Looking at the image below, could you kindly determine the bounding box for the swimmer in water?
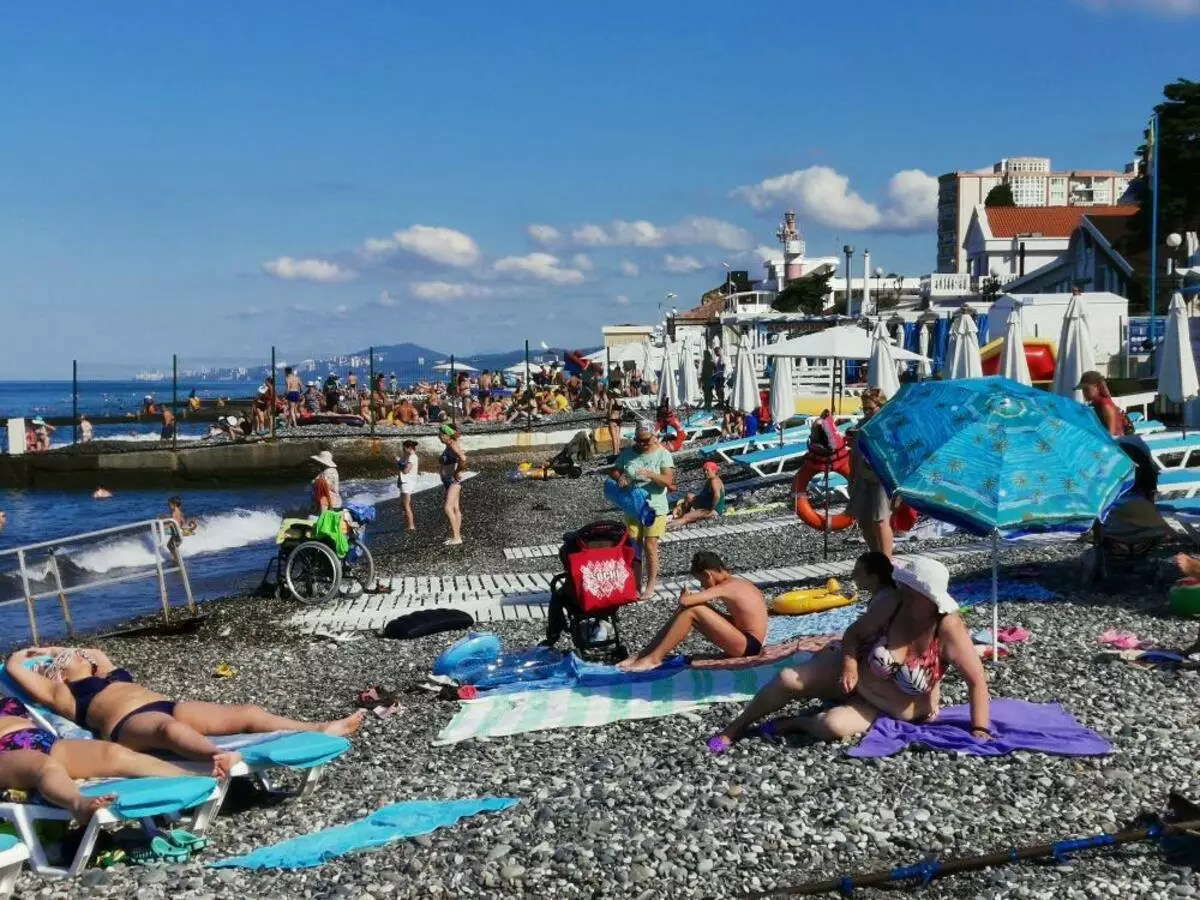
[92,487,112,500]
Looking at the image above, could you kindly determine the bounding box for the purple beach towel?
[847,699,1112,759]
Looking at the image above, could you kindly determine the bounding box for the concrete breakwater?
[0,425,591,489]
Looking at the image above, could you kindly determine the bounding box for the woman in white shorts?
[397,439,420,532]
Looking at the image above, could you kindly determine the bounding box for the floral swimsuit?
[0,697,57,755]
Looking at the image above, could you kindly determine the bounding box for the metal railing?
[0,518,195,644]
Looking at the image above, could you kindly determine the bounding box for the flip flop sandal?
[212,663,237,679]
[94,849,127,869]
[129,835,189,865]
[356,687,400,708]
[706,735,733,754]
[372,702,403,719]
[164,829,208,853]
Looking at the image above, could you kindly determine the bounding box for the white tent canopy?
[999,307,1032,386]
[948,315,983,380]
[678,339,704,407]
[1158,291,1200,405]
[868,321,901,397]
[1051,294,1096,402]
[756,324,928,363]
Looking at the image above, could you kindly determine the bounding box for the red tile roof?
[984,205,1135,239]
[675,292,726,322]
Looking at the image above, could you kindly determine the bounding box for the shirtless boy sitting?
[618,551,767,672]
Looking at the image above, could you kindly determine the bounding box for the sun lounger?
[0,834,28,897]
[1,666,350,809]
[0,775,221,877]
[1123,432,1200,470]
[1155,468,1200,499]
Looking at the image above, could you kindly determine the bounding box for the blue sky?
[0,0,1196,377]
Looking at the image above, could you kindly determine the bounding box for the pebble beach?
[10,451,1200,900]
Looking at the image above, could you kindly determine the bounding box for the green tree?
[772,270,835,316]
[1132,79,1200,242]
[984,183,1016,207]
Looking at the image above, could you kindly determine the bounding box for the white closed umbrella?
[999,308,1033,386]
[657,339,680,409]
[869,320,901,398]
[1052,294,1096,402]
[1158,292,1199,407]
[769,354,796,444]
[917,323,932,379]
[731,336,760,414]
[678,338,704,408]
[948,315,983,380]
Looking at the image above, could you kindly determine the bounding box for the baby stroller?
[541,520,637,661]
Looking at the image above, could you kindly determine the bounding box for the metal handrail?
[0,517,196,644]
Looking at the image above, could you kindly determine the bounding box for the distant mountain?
[352,342,445,363]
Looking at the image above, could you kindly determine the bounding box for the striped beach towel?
[433,650,814,746]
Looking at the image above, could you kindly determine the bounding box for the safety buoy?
[793,453,854,531]
[661,425,686,452]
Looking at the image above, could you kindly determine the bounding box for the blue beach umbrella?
[858,376,1135,658]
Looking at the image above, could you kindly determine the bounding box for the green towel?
[313,511,349,557]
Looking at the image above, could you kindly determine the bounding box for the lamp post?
[843,245,854,318]
[874,266,884,305]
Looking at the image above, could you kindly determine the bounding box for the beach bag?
[561,522,638,613]
[383,609,474,640]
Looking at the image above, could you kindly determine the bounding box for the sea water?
[0,472,444,650]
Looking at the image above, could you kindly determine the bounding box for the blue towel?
[80,776,218,818]
[765,604,865,642]
[239,733,351,770]
[0,834,19,853]
[211,798,518,870]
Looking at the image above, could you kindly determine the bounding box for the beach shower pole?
[450,354,456,424]
[270,346,276,440]
[172,354,178,451]
[71,360,78,446]
[369,346,376,436]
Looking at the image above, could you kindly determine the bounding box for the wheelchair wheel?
[339,542,375,599]
[285,540,341,604]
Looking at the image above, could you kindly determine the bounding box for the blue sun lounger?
[0,776,221,878]
[731,420,859,478]
[1122,433,1200,470]
[0,835,28,897]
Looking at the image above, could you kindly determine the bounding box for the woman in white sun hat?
[708,556,990,752]
[310,450,342,513]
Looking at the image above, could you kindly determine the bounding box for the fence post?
[450,354,456,424]
[172,354,178,451]
[270,346,277,440]
[369,345,376,435]
[72,359,78,446]
[525,340,531,433]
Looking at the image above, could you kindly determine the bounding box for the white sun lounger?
[1122,433,1200,470]
[0,776,222,878]
[0,834,28,897]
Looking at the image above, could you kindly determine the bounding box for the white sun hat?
[310,450,337,468]
[892,556,958,614]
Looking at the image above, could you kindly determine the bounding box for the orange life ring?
[793,453,854,531]
[661,423,686,452]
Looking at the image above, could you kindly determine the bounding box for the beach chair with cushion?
[0,775,221,877]
[1123,433,1200,470]
[1154,468,1200,500]
[0,834,28,897]
[1,665,350,811]
[730,441,811,477]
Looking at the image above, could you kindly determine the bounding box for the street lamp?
[874,266,883,302]
[843,245,854,317]
[721,261,733,298]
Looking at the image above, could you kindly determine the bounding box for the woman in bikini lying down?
[0,696,189,822]
[708,556,990,752]
[6,647,365,778]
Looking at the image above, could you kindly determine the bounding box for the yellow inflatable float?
[771,579,856,616]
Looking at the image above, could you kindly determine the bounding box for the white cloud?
[360,225,481,268]
[664,254,705,274]
[263,256,356,283]
[615,294,631,306]
[289,302,311,313]
[332,304,349,316]
[1079,0,1199,14]
[572,253,594,272]
[527,224,561,245]
[410,281,497,302]
[619,259,640,277]
[375,290,399,308]
[565,216,753,251]
[493,252,586,284]
[730,166,937,233]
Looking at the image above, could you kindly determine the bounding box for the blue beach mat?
[210,798,518,870]
[80,776,218,818]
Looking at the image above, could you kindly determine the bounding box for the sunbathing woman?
[708,556,990,751]
[0,696,189,823]
[6,647,365,778]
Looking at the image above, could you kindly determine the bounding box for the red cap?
[703,461,720,475]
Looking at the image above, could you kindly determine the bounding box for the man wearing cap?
[311,450,342,513]
[1076,371,1130,438]
[610,421,675,599]
[668,461,725,529]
